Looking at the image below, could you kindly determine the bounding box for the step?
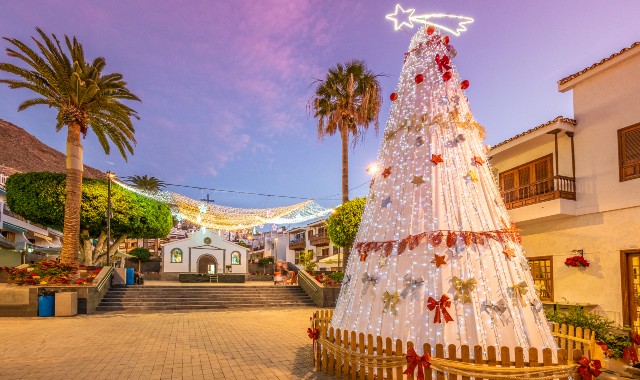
[97,284,316,313]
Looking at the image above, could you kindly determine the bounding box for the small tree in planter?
[301,250,317,272]
[258,256,274,274]
[326,197,366,271]
[128,247,151,273]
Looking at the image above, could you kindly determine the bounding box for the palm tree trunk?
[341,123,349,203]
[61,123,83,264]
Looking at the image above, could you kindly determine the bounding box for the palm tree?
[126,175,165,191]
[309,60,382,203]
[0,28,140,263]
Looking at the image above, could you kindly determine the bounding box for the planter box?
[55,292,78,317]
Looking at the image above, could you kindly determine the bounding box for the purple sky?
[1,1,639,212]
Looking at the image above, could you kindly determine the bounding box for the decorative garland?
[354,228,521,259]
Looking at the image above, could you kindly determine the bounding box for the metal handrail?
[298,270,320,292]
[95,266,114,292]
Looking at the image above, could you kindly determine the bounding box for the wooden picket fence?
[311,310,587,379]
[550,323,604,363]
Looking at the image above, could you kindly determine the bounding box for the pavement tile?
[0,307,333,380]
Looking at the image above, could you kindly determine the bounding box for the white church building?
[161,229,249,274]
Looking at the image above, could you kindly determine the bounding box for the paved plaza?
[0,307,333,380]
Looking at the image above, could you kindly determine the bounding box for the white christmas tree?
[330,24,556,354]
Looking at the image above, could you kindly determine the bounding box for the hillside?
[0,118,103,179]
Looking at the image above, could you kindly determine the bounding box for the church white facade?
[161,229,249,274]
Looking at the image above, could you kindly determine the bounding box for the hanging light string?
[113,179,333,231]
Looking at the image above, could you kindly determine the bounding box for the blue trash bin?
[38,295,55,317]
[126,267,135,285]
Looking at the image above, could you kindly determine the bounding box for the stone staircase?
[96,285,315,313]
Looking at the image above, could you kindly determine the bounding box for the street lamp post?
[106,171,115,266]
[273,236,278,274]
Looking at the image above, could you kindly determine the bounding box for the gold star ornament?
[431,254,447,268]
[411,175,425,185]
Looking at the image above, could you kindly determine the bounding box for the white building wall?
[571,56,640,214]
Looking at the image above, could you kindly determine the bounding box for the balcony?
[0,173,7,189]
[309,231,330,246]
[289,238,306,250]
[501,175,576,210]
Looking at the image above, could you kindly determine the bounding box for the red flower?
[565,255,590,267]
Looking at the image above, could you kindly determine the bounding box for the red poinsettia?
[565,255,590,267]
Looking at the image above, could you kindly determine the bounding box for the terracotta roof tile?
[491,116,576,150]
[558,42,640,86]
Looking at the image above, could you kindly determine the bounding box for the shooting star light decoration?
[386,4,474,36]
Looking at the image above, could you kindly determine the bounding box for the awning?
[32,246,61,253]
[0,235,15,249]
[318,253,343,264]
[3,222,27,233]
[33,232,52,241]
[114,251,135,259]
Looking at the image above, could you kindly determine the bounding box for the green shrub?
[545,307,631,358]
[328,271,344,283]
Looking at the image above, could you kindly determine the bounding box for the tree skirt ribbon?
[577,357,602,380]
[403,348,431,380]
[382,291,401,315]
[451,276,476,303]
[427,295,454,323]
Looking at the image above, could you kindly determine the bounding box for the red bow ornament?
[577,357,602,380]
[403,348,431,380]
[435,54,451,73]
[427,295,454,324]
[307,327,319,351]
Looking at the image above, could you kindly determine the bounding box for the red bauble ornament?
[442,72,452,82]
[442,36,450,45]
[415,74,424,84]
[461,80,470,90]
[426,25,435,35]
[390,92,398,101]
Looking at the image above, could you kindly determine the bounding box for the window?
[499,155,553,204]
[170,248,183,263]
[619,123,640,181]
[320,247,330,257]
[231,251,241,265]
[528,257,553,301]
[333,246,340,255]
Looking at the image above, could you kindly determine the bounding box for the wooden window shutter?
[620,124,640,181]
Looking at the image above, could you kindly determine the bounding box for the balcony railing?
[0,173,7,189]
[289,238,306,250]
[309,232,330,246]
[501,175,576,210]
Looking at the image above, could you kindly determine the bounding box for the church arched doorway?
[197,254,218,274]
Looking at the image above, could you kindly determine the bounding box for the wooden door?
[197,255,217,274]
[626,252,640,333]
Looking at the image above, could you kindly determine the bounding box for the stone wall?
[298,270,341,307]
[0,286,37,317]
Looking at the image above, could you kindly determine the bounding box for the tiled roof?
[491,116,576,150]
[558,42,640,86]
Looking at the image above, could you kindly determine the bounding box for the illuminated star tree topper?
[386,3,474,36]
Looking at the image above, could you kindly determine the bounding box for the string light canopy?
[114,180,332,231]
